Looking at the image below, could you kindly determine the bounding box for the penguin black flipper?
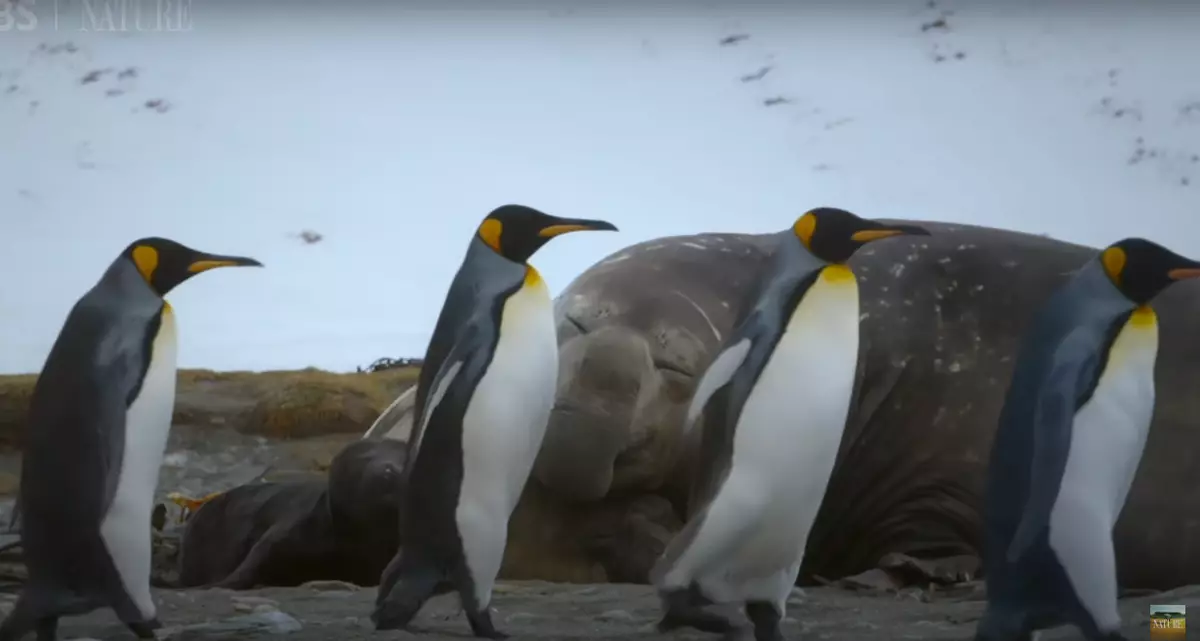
[681,334,751,512]
[405,317,487,464]
[1004,326,1107,565]
[683,266,823,514]
[405,270,483,468]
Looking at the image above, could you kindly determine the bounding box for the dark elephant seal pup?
[175,439,407,588]
[543,220,1200,592]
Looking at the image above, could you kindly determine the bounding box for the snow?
[2,0,1198,375]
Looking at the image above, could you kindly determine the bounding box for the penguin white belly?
[698,266,860,604]
[456,274,558,605]
[1049,308,1158,633]
[99,305,178,619]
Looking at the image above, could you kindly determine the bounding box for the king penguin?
[648,208,930,641]
[975,238,1200,641]
[371,204,618,638]
[0,238,262,641]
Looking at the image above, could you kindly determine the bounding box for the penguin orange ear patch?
[131,245,159,283]
[793,212,816,248]
[478,218,503,252]
[1102,246,1126,283]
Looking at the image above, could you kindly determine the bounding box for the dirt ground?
[0,580,1189,640]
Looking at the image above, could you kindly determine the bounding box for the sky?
[2,0,1199,374]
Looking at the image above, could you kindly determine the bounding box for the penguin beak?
[850,223,931,243]
[537,217,620,238]
[1168,265,1200,280]
[187,253,264,273]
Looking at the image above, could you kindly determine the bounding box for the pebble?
[596,609,635,622]
[231,595,279,613]
[301,580,359,592]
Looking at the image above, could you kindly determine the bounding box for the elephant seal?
[363,222,1200,590]
[543,221,1200,592]
[175,439,406,588]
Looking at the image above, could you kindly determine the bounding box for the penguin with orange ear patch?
[372,205,617,638]
[0,238,261,641]
[977,238,1200,641]
[649,208,929,641]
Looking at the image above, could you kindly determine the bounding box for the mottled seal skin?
[175,439,406,589]
[546,220,1200,591]
[541,233,778,507]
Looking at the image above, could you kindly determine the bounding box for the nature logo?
[1150,604,1186,640]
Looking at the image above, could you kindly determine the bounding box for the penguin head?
[1100,237,1200,304]
[122,237,263,297]
[791,207,930,264]
[475,204,619,263]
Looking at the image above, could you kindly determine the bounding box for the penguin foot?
[372,553,444,631]
[745,601,783,641]
[656,587,736,635]
[371,599,419,632]
[465,608,508,639]
[124,618,161,639]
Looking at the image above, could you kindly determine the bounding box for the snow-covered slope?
[2,0,1198,374]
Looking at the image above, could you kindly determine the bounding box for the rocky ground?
[0,579,1189,640]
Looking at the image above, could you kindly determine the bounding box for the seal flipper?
[372,550,448,631]
[207,523,292,590]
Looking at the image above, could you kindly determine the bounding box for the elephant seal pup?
[544,221,1200,591]
[175,439,406,588]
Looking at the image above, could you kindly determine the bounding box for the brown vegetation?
[0,366,421,449]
